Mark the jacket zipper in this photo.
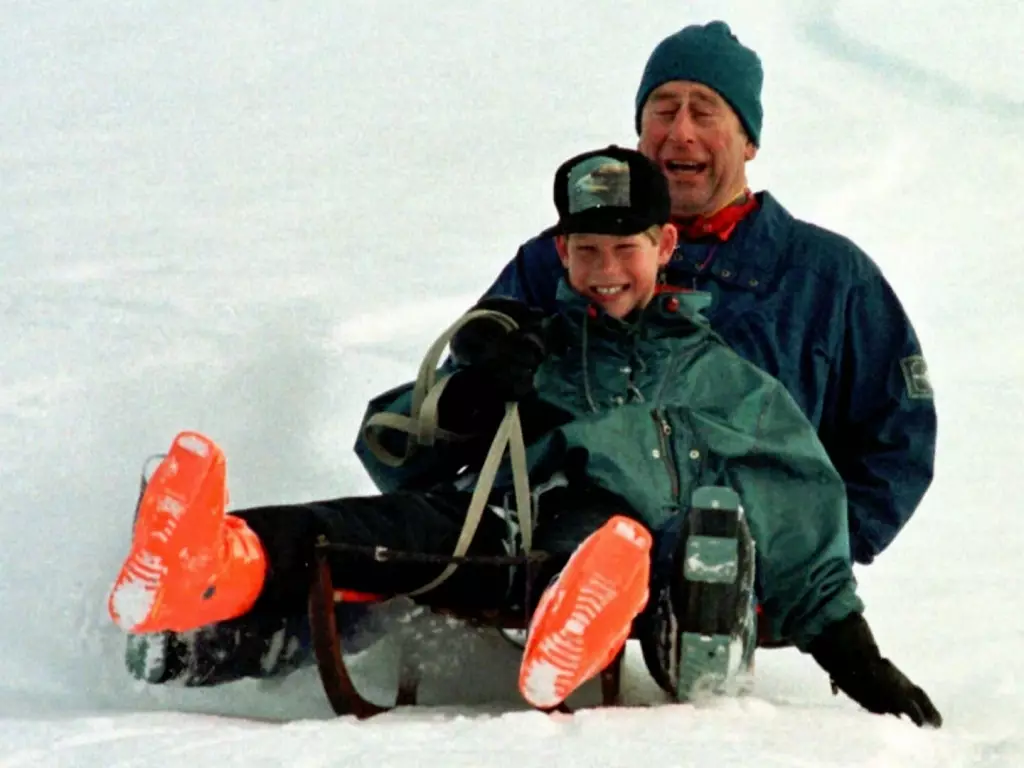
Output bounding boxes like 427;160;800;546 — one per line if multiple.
653;408;680;501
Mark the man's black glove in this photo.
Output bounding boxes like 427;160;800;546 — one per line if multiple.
439;298;547;434
809;612;942;728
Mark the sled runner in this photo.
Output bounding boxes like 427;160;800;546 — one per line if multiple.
307;545;633;717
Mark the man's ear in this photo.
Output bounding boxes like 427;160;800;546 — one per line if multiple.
658;224;678;266
554;235;570;268
744;141;757;162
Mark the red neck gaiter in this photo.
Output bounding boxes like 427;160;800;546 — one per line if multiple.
673;190;759;242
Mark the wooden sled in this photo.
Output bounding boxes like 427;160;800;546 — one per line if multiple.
307;548;628;718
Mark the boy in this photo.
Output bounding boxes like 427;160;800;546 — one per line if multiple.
109;147;940;726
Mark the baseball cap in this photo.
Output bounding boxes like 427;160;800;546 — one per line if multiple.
553;145;671;236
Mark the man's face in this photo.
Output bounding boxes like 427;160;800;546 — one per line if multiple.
637;81;756;219
555;226;677;319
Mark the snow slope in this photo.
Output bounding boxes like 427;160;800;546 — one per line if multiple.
1;0;1021;764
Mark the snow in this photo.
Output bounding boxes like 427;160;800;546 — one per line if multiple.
108;555;162;632
1;0;1022;765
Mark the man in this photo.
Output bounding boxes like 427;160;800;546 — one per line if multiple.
481;21;936;565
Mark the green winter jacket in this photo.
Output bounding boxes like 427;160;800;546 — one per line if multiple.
354;281;864;650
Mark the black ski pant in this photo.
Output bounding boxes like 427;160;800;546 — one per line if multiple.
240;483;634;616
164;483;637;686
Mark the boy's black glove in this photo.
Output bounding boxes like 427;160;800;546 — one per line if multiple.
449;297;547;403
809;612;942;728
438;298;547;435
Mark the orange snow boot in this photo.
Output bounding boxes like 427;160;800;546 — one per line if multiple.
518;515;652;709
108;431;267;634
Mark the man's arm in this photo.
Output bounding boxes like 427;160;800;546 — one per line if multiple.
479;234;564;312
735;375;940;727
821;270;937;564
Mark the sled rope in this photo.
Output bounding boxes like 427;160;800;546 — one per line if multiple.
361;308;533;596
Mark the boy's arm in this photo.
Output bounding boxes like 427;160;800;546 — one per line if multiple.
479;235;564;313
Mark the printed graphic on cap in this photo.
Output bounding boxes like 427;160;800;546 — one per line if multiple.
568;157;631;214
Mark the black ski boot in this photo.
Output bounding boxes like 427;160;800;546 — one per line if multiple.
639;486;757;701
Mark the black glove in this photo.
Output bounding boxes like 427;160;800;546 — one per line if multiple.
809;612;942;728
436;299;547;436
449;297;547;402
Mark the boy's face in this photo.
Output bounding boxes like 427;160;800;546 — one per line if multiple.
555;225;678;319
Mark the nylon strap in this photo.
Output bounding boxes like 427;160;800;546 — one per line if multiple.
360;309;534;596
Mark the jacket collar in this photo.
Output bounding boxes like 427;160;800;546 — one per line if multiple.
668;191;792;293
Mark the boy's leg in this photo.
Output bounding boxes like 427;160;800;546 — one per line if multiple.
165;492;513;686
110;433;511;686
515;482;639;599
237;489;514;618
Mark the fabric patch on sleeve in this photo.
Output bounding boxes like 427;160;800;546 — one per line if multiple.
900;355;933;400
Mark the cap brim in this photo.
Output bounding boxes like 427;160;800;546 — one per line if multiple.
556;208;661;236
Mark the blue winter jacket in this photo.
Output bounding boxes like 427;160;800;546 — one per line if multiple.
481;192;936;564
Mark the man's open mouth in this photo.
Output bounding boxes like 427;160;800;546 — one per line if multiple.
665;160;707;175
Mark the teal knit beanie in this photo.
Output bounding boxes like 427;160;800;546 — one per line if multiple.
634;21;763;146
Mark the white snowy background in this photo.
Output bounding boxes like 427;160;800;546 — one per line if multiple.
2;0;1022;765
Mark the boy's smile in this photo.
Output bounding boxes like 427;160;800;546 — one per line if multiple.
555;227;678;319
